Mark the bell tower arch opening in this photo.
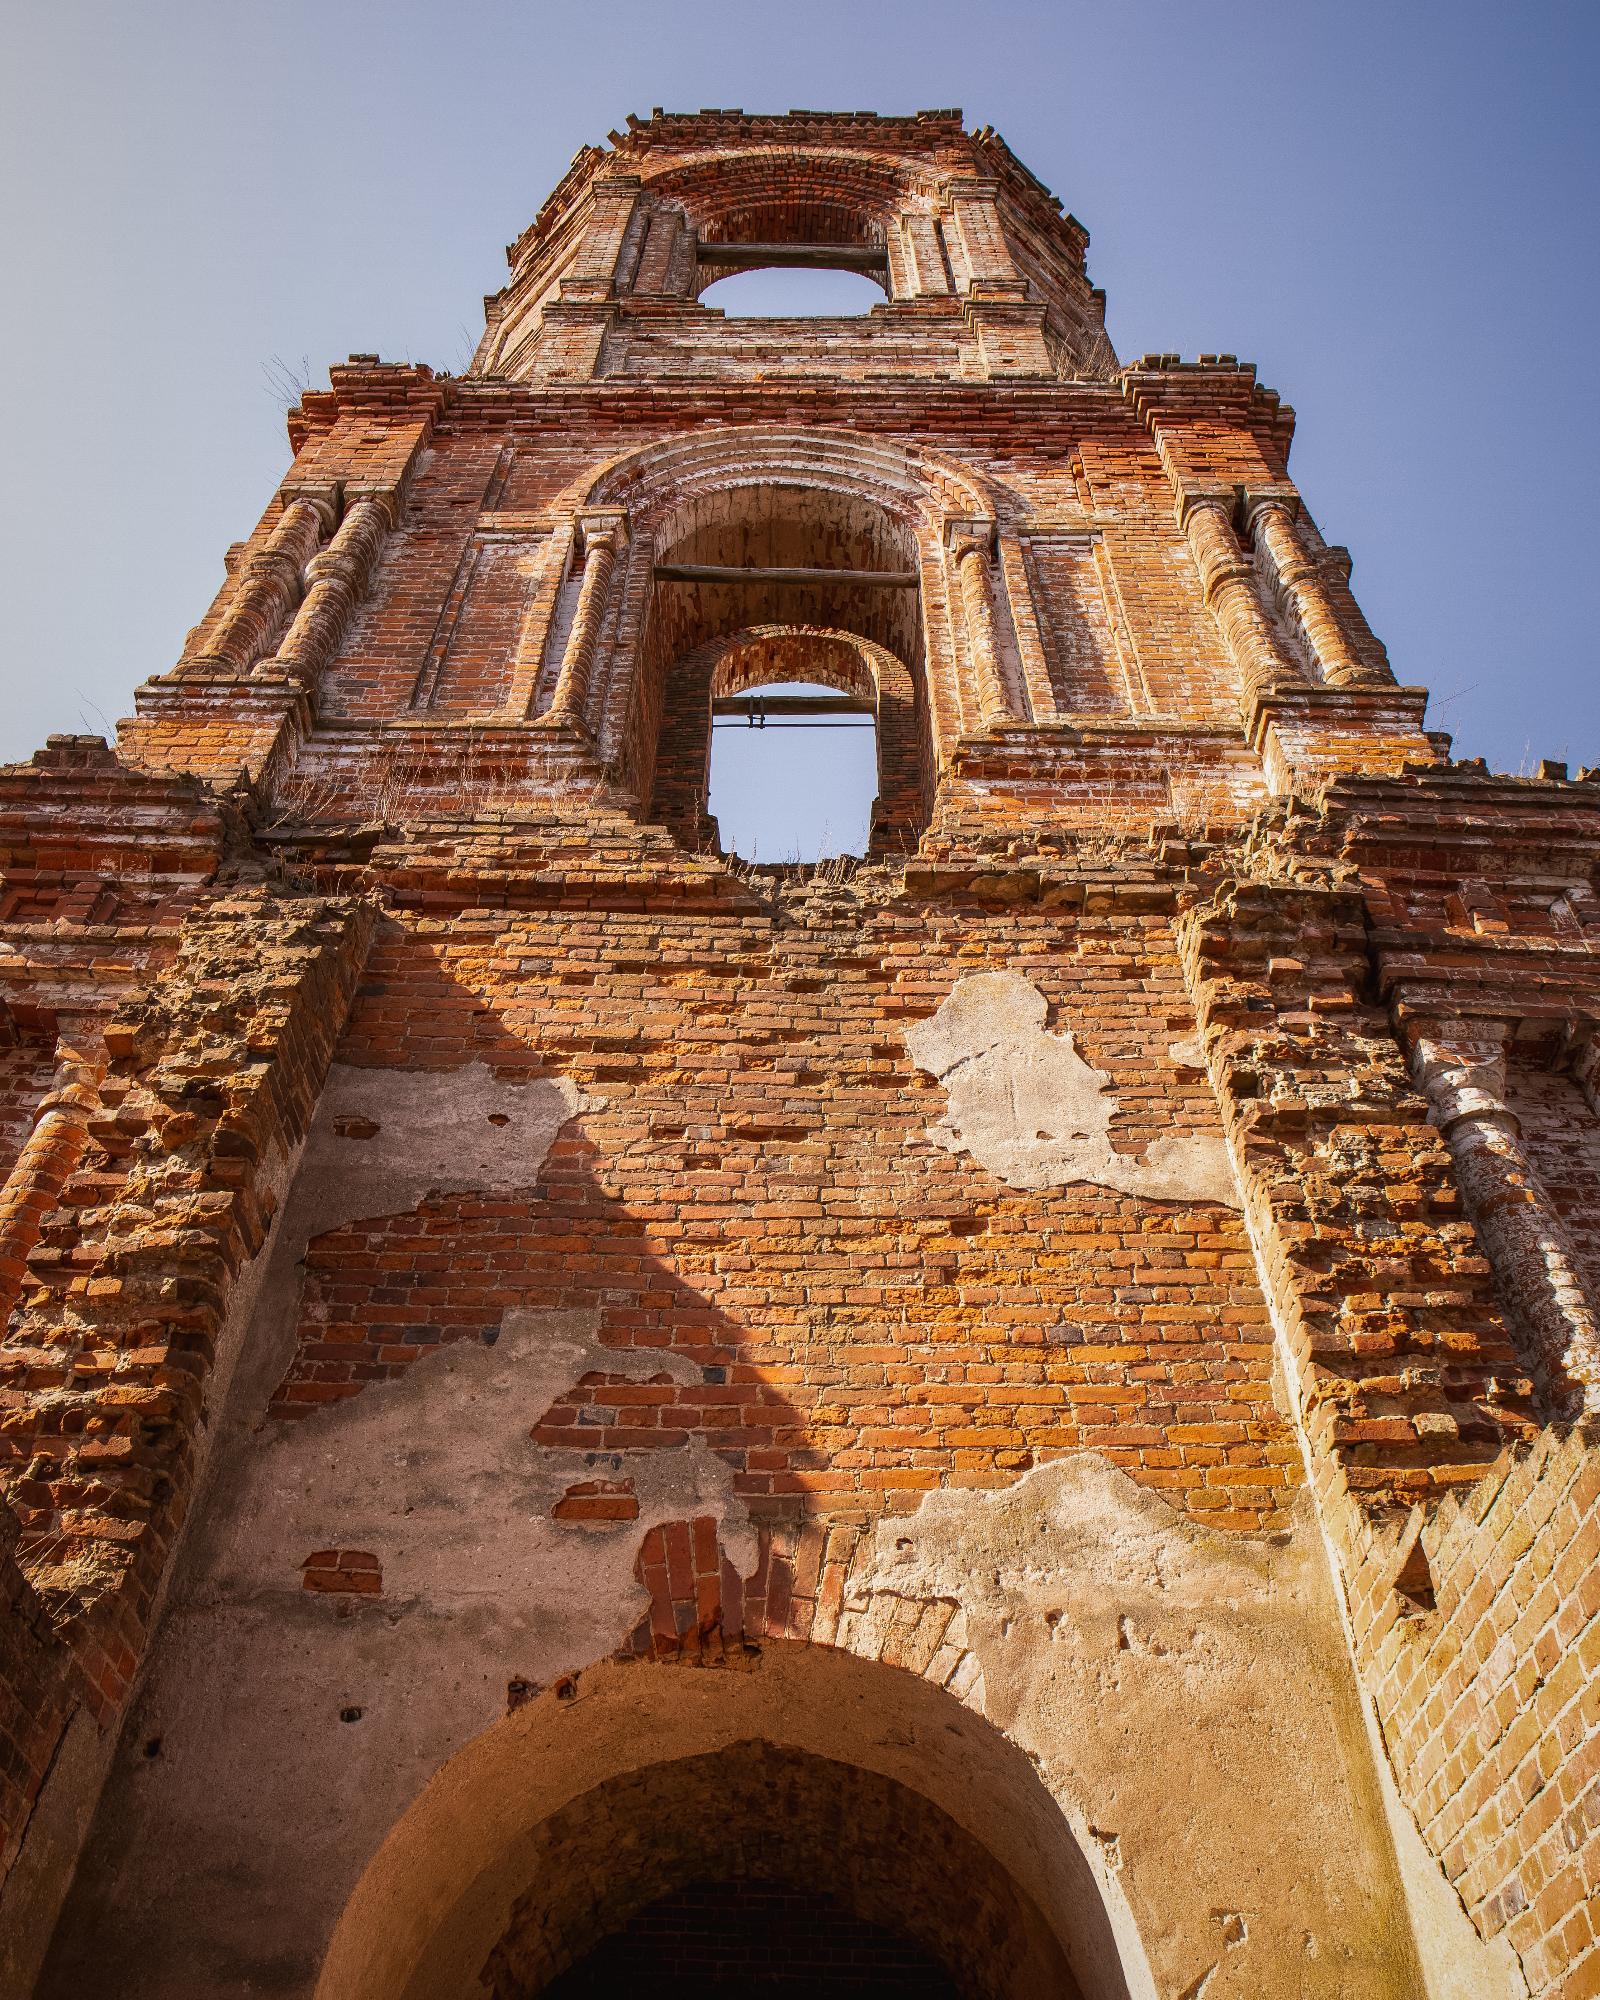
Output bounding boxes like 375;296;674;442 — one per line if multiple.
632;479;933;861
312;1642;1148;2000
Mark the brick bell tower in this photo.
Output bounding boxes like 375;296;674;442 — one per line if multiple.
2;110;1597;2000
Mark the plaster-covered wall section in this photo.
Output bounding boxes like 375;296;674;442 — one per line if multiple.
905;970;1239;1206
850;1457;1420;1999
39;1024;1402;2000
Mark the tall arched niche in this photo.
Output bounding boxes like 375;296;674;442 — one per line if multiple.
551;425;1006;811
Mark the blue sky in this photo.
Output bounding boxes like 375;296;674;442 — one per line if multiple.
2;0;1596;812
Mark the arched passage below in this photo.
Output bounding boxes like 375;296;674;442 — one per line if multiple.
313;1642;1151;2000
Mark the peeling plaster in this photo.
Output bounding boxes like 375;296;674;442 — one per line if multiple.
44;1061;1411;2000
905;973;1239;1206
207;1308;754;1647
850;1457;1424;1998
230;1061;595;1415
278;1060;590;1270
204;1060;755;1647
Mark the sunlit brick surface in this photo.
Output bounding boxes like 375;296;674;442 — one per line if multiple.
3;108;1598;2000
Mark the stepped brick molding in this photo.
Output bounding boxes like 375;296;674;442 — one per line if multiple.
0;107;1595;2000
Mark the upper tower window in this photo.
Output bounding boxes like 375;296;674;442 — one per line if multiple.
698;266;883;318
693;206;890;315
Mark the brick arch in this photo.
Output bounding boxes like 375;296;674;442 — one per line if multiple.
641;149;928;257
559;426;999;790
649;625;930;857
311;1622;1153;2000
572;421;994;527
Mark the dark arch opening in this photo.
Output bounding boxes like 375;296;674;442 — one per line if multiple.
544;1881;959;1997
310;1642;1142;2000
478;1741;1079;1999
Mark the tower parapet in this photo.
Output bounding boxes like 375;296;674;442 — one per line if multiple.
476;107;1113;386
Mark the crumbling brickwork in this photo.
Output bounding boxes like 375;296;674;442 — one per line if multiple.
1;107;1596;2000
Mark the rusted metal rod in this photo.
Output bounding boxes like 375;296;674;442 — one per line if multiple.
713;694;875;717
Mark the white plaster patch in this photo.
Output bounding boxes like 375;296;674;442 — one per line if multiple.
208;1307;754;1674
854;1454;1276;1649
287;1062;592;1250
904;972;1238;1206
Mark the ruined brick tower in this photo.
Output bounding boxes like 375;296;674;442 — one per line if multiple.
1;108;1597;1999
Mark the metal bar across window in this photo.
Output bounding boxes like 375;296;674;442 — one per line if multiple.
713;694;874;717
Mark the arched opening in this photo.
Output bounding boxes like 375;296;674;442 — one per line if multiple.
707;676;877;863
654;156;906;313
485;1741;1061;1997
699;265;885;318
651;626;926;863
566;426;1003;819
636;483;932;861
312;1644;1147;2000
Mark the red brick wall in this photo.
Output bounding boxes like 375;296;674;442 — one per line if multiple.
1349;1433;1600;1996
5;108;1598;2000
276;874;1295;1530
1507;1058;1600;1306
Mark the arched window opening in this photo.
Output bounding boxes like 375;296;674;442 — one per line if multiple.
636;481;933;863
708;677;878;864
699;265;884;318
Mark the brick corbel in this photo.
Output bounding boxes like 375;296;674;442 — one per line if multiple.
1242;680;1437;793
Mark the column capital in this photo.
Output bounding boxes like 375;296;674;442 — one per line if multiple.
944;515;996;562
1407;1019;1514;1128
1172;483;1237;534
275;482;341;532
576;508;629;557
339;485;403;531
1239;483;1301;533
